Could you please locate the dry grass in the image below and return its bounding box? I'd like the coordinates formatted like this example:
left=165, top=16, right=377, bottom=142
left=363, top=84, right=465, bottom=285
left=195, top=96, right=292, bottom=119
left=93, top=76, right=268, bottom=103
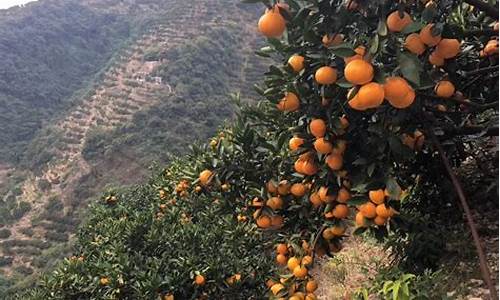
left=311, top=236, right=391, bottom=300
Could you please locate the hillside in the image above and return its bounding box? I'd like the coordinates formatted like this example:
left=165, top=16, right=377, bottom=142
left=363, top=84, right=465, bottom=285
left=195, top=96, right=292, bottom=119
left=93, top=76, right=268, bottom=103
left=0, top=0, right=267, bottom=295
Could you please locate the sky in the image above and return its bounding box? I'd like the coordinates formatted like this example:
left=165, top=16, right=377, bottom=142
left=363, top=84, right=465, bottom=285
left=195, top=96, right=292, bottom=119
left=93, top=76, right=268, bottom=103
left=0, top=0, right=38, bottom=9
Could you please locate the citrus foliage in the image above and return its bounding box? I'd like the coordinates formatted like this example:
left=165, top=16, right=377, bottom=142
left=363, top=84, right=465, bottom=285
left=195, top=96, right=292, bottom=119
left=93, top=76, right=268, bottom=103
left=21, top=0, right=498, bottom=299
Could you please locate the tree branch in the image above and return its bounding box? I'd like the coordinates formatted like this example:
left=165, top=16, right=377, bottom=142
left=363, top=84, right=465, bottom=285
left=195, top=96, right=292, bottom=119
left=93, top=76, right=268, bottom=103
left=418, top=93, right=498, bottom=110
left=465, top=65, right=499, bottom=76
left=464, top=0, right=499, bottom=19
left=425, top=122, right=498, bottom=300
left=444, top=125, right=499, bottom=136
left=463, top=29, right=498, bottom=37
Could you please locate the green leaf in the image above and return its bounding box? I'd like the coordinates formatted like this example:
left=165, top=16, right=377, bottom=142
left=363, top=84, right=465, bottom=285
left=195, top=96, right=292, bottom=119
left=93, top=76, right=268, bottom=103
left=336, top=77, right=353, bottom=88
left=369, top=34, right=379, bottom=55
left=330, top=45, right=356, bottom=58
left=385, top=178, right=402, bottom=200
left=421, top=5, right=437, bottom=22
left=398, top=52, right=422, bottom=86
left=377, top=19, right=388, bottom=36
left=401, top=21, right=424, bottom=34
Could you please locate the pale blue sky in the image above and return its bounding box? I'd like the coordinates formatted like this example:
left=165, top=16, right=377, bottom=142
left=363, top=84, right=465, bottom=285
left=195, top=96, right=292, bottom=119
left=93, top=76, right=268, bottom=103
left=0, top=0, right=38, bottom=9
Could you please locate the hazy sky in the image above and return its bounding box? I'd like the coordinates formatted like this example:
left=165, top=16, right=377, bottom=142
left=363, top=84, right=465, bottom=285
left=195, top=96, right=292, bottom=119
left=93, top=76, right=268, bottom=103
left=0, top=0, right=38, bottom=9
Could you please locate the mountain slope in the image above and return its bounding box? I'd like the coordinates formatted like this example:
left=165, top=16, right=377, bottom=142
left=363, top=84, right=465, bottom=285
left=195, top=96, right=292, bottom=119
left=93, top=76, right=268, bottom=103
left=0, top=0, right=266, bottom=295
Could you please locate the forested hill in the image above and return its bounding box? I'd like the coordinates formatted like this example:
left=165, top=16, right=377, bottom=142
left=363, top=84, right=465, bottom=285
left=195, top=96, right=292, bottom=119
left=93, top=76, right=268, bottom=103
left=0, top=0, right=168, bottom=163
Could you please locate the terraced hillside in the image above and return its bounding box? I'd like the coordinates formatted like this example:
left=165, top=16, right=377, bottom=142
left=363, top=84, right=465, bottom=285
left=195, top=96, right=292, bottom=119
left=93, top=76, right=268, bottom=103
left=0, top=0, right=266, bottom=295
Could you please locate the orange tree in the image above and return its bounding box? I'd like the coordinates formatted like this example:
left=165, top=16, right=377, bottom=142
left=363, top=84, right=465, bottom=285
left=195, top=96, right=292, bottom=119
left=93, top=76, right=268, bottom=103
left=251, top=0, right=498, bottom=298
left=20, top=0, right=498, bottom=299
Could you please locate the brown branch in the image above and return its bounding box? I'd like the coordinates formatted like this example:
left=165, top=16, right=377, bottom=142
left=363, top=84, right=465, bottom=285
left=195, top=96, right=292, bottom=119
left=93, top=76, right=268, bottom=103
left=463, top=29, right=498, bottom=37
left=445, top=125, right=499, bottom=136
left=310, top=224, right=327, bottom=267
left=425, top=123, right=498, bottom=300
left=465, top=65, right=499, bottom=76
left=464, top=0, right=499, bottom=19
left=418, top=93, right=498, bottom=110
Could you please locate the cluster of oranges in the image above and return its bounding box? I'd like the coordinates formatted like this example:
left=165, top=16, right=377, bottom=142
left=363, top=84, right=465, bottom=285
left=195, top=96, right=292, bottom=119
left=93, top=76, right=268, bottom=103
left=355, top=188, right=397, bottom=227
left=252, top=180, right=309, bottom=229
left=175, top=179, right=190, bottom=197
left=268, top=243, right=318, bottom=300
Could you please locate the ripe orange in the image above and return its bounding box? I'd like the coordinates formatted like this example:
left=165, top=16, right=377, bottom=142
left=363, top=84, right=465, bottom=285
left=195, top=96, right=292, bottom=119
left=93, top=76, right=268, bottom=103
left=484, top=39, right=499, bottom=55
left=309, top=119, right=327, bottom=138
left=322, top=228, right=335, bottom=239
left=309, top=192, right=323, bottom=207
left=337, top=188, right=351, bottom=203
left=306, top=294, right=318, bottom=300
left=295, top=158, right=319, bottom=176
left=315, top=66, right=338, bottom=85
left=428, top=51, right=445, bottom=66
left=384, top=77, right=415, bottom=109
left=314, top=138, right=333, bottom=154
left=266, top=196, right=284, bottom=210
left=435, top=38, right=461, bottom=59
left=271, top=283, right=285, bottom=295
left=289, top=136, right=304, bottom=151
left=291, top=183, right=307, bottom=197
left=287, top=257, right=300, bottom=271
left=419, top=24, right=441, bottom=46
left=256, top=215, right=272, bottom=228
left=359, top=202, right=376, bottom=218
left=369, top=189, right=385, bottom=204
left=386, top=11, right=412, bottom=32
left=383, top=77, right=410, bottom=103
left=344, top=59, right=374, bottom=85
left=318, top=186, right=336, bottom=203
left=376, top=204, right=392, bottom=218
left=302, top=255, right=313, bottom=266
left=277, top=92, right=300, bottom=112
left=322, top=33, right=343, bottom=47
left=350, top=82, right=385, bottom=110
left=267, top=180, right=277, bottom=194
left=278, top=180, right=291, bottom=195
left=344, top=45, right=366, bottom=63
left=195, top=275, right=206, bottom=285
left=330, top=225, right=345, bottom=236
left=374, top=215, right=387, bottom=226
left=276, top=253, right=287, bottom=265
left=332, top=204, right=349, bottom=219
left=276, top=243, right=288, bottom=255
left=288, top=55, right=305, bottom=72
left=199, top=169, right=213, bottom=186
left=326, top=153, right=343, bottom=170
left=266, top=279, right=276, bottom=288
left=293, top=266, right=308, bottom=278
left=306, top=280, right=318, bottom=292
left=434, top=80, right=455, bottom=98
left=404, top=33, right=426, bottom=55
left=258, top=6, right=286, bottom=38
left=355, top=211, right=367, bottom=227
left=99, top=277, right=109, bottom=285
